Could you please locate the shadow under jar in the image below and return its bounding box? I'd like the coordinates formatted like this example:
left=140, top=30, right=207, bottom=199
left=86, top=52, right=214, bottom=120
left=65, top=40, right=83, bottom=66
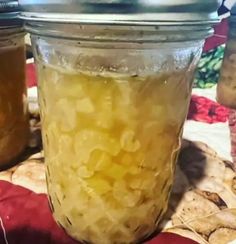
left=0, top=1, right=29, bottom=168
left=19, top=1, right=219, bottom=243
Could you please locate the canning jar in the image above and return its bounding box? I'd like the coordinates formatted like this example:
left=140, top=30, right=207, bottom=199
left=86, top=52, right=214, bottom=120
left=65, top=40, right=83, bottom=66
left=0, top=1, right=29, bottom=168
left=217, top=5, right=236, bottom=109
left=19, top=1, right=219, bottom=243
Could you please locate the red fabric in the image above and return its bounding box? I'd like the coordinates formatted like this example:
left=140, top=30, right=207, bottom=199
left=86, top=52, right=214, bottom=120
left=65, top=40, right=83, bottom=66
left=0, top=181, right=77, bottom=244
left=0, top=181, right=198, bottom=244
left=203, top=18, right=228, bottom=52
left=26, top=63, right=37, bottom=88
left=148, top=233, right=199, bottom=244
left=187, top=95, right=229, bottom=123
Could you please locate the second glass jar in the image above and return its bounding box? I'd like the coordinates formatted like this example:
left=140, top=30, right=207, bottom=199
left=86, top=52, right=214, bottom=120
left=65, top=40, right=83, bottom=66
left=0, top=26, right=29, bottom=167
left=217, top=7, right=236, bottom=109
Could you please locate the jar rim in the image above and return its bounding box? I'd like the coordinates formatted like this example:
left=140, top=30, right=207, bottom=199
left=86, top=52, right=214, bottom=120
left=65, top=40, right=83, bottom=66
left=20, top=13, right=220, bottom=27
left=19, top=0, right=220, bottom=27
left=0, top=1, right=22, bottom=27
left=25, top=22, right=214, bottom=43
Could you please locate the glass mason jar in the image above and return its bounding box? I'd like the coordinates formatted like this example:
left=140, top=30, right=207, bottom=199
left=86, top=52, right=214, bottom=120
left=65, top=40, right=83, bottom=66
left=19, top=1, right=219, bottom=243
left=217, top=5, right=236, bottom=109
left=0, top=1, right=29, bottom=168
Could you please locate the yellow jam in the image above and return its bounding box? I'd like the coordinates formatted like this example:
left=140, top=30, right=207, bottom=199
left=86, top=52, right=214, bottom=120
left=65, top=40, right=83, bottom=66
left=38, top=64, right=193, bottom=243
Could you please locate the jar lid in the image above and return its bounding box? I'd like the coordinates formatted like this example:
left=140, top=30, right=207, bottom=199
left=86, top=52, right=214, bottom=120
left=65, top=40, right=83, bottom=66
left=19, top=0, right=220, bottom=26
left=0, top=0, right=22, bottom=27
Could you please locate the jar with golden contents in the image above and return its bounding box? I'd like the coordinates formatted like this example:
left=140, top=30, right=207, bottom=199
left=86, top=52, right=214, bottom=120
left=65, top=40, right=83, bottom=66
left=217, top=4, right=236, bottom=108
left=19, top=1, right=219, bottom=243
left=0, top=1, right=29, bottom=168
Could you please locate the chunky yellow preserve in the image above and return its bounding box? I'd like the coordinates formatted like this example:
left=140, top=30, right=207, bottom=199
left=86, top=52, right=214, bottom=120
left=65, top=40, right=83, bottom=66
left=38, top=64, right=193, bottom=243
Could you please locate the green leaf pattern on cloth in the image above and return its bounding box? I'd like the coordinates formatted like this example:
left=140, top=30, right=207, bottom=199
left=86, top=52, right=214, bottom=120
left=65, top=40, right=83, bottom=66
left=194, top=45, right=225, bottom=89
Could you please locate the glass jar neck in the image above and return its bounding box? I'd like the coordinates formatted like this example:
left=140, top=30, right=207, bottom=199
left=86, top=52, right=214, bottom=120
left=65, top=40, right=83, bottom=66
left=25, top=22, right=213, bottom=43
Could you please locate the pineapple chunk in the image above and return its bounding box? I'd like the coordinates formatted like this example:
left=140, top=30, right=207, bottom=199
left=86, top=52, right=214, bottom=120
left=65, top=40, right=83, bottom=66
left=129, top=166, right=141, bottom=175
left=74, top=130, right=120, bottom=163
left=62, top=189, right=89, bottom=212
left=87, top=150, right=112, bottom=172
left=58, top=134, right=76, bottom=165
left=128, top=170, right=156, bottom=190
left=113, top=181, right=141, bottom=207
left=76, top=97, right=95, bottom=113
left=120, top=129, right=140, bottom=152
left=101, top=89, right=112, bottom=111
left=121, top=153, right=133, bottom=166
left=104, top=163, right=127, bottom=180
left=120, top=153, right=142, bottom=174
left=55, top=98, right=77, bottom=132
left=95, top=112, right=113, bottom=129
left=116, top=82, right=132, bottom=105
left=78, top=166, right=94, bottom=178
left=95, top=86, right=114, bottom=129
left=58, top=134, right=73, bottom=152
left=87, top=176, right=112, bottom=195
left=56, top=77, right=85, bottom=99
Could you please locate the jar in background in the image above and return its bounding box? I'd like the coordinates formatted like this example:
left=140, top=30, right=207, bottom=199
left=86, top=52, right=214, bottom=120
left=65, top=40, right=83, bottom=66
left=217, top=4, right=236, bottom=108
left=0, top=1, right=29, bottom=167
left=19, top=1, right=219, bottom=243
